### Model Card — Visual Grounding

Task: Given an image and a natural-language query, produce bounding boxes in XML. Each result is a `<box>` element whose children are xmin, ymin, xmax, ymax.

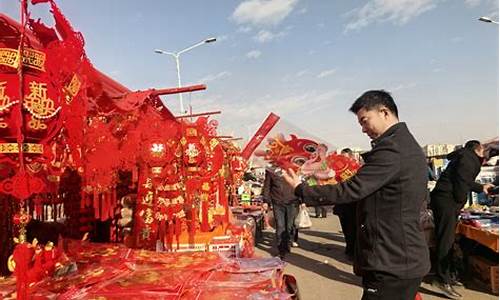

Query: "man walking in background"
<box><xmin>263</xmin><ymin>165</ymin><xmax>299</xmax><ymax>259</ymax></box>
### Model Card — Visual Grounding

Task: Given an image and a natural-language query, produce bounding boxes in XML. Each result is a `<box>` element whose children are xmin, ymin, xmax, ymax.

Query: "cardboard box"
<box><xmin>469</xmin><ymin>255</ymin><xmax>499</xmax><ymax>294</ymax></box>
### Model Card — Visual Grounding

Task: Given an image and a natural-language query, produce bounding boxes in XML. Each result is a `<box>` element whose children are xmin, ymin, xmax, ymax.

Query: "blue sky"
<box><xmin>2</xmin><ymin>0</ymin><xmax>498</xmax><ymax>149</ymax></box>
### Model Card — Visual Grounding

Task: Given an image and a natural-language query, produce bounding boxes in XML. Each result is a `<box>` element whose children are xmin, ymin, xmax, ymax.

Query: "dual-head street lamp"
<box><xmin>478</xmin><ymin>16</ymin><xmax>499</xmax><ymax>24</ymax></box>
<box><xmin>154</xmin><ymin>37</ymin><xmax>217</xmax><ymax>115</ymax></box>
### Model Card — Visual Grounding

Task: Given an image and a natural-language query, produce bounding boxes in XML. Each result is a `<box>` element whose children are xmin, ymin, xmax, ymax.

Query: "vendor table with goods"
<box><xmin>459</xmin><ymin>207</ymin><xmax>499</xmax><ymax>253</ymax></box>
<box><xmin>0</xmin><ymin>240</ymin><xmax>295</xmax><ymax>299</ymax></box>
<box><xmin>458</xmin><ymin>207</ymin><xmax>499</xmax><ymax>294</ymax></box>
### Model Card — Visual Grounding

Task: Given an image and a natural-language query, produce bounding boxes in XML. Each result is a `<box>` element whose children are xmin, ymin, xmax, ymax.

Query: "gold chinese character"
<box><xmin>209</xmin><ymin>138</ymin><xmax>219</xmax><ymax>150</ymax></box>
<box><xmin>28</xmin><ymin>117</ymin><xmax>47</xmax><ymax>130</ymax></box>
<box><xmin>0</xmin><ymin>82</ymin><xmax>11</xmax><ymax>109</ymax></box>
<box><xmin>64</xmin><ymin>74</ymin><xmax>81</xmax><ymax>103</ymax></box>
<box><xmin>0</xmin><ymin>48</ymin><xmax>19</xmax><ymax>68</ymax></box>
<box><xmin>142</xmin><ymin>191</ymin><xmax>154</xmax><ymax>206</ymax></box>
<box><xmin>142</xmin><ymin>177</ymin><xmax>153</xmax><ymax>189</ymax></box>
<box><xmin>24</xmin><ymin>81</ymin><xmax>57</xmax><ymax>118</ymax></box>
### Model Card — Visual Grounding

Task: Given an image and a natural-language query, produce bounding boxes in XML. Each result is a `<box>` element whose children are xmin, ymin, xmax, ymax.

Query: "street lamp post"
<box><xmin>478</xmin><ymin>16</ymin><xmax>499</xmax><ymax>25</ymax></box>
<box><xmin>155</xmin><ymin>37</ymin><xmax>217</xmax><ymax>114</ymax></box>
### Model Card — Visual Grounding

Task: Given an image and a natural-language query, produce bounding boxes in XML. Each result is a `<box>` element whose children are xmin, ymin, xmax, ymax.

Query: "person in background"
<box><xmin>283</xmin><ymin>90</ymin><xmax>430</xmax><ymax>300</ymax></box>
<box><xmin>332</xmin><ymin>148</ymin><xmax>358</xmax><ymax>260</ymax></box>
<box><xmin>314</xmin><ymin>205</ymin><xmax>328</xmax><ymax>218</ymax></box>
<box><xmin>430</xmin><ymin>140</ymin><xmax>494</xmax><ymax>299</ymax></box>
<box><xmin>262</xmin><ymin>165</ymin><xmax>299</xmax><ymax>259</ymax></box>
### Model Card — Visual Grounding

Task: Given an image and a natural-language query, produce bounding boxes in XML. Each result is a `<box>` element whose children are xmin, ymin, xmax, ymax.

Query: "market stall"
<box><xmin>0</xmin><ymin>1</ymin><xmax>297</xmax><ymax>299</ymax></box>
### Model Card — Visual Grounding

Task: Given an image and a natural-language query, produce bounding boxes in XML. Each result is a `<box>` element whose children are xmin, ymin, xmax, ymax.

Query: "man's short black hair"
<box><xmin>341</xmin><ymin>148</ymin><xmax>353</xmax><ymax>154</ymax></box>
<box><xmin>349</xmin><ymin>90</ymin><xmax>399</xmax><ymax>118</ymax></box>
<box><xmin>464</xmin><ymin>140</ymin><xmax>481</xmax><ymax>151</ymax></box>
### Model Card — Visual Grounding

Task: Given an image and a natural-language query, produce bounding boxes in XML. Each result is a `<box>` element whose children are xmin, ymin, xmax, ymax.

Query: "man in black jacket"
<box><xmin>430</xmin><ymin>140</ymin><xmax>493</xmax><ymax>299</ymax></box>
<box><xmin>262</xmin><ymin>165</ymin><xmax>299</xmax><ymax>259</ymax></box>
<box><xmin>283</xmin><ymin>90</ymin><xmax>430</xmax><ymax>300</ymax></box>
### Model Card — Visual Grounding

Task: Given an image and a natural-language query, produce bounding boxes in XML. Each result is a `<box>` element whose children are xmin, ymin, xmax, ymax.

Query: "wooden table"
<box><xmin>457</xmin><ymin>223</ymin><xmax>499</xmax><ymax>253</ymax></box>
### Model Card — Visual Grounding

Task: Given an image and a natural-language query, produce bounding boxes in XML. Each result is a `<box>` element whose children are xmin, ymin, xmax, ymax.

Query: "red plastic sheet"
<box><xmin>8</xmin><ymin>241</ymin><xmax>294</xmax><ymax>299</ymax></box>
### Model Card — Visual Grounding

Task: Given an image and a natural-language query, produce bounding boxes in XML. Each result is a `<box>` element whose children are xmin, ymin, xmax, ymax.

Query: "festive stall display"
<box><xmin>0</xmin><ymin>0</ymin><xmax>89</xmax><ymax>201</ymax></box>
<box><xmin>0</xmin><ymin>1</ymin><xmax>298</xmax><ymax>299</ymax></box>
<box><xmin>220</xmin><ymin>139</ymin><xmax>247</xmax><ymax>206</ymax></box>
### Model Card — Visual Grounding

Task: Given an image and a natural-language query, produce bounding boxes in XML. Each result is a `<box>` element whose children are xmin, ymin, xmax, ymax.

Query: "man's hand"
<box><xmin>283</xmin><ymin>168</ymin><xmax>301</xmax><ymax>189</ymax></box>
<box><xmin>483</xmin><ymin>183</ymin><xmax>495</xmax><ymax>194</ymax></box>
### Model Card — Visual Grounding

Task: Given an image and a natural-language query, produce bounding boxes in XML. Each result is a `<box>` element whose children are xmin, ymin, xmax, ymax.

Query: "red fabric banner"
<box><xmin>241</xmin><ymin>113</ymin><xmax>280</xmax><ymax>160</ymax></box>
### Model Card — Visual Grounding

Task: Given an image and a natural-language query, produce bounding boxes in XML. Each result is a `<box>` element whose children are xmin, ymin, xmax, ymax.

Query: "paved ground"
<box><xmin>254</xmin><ymin>210</ymin><xmax>497</xmax><ymax>300</ymax></box>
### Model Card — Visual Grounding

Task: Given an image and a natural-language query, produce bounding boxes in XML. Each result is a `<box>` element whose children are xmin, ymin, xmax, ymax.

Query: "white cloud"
<box><xmin>199</xmin><ymin>71</ymin><xmax>232</xmax><ymax>83</ymax></box>
<box><xmin>295</xmin><ymin>69</ymin><xmax>309</xmax><ymax>77</ymax></box>
<box><xmin>231</xmin><ymin>0</ymin><xmax>299</xmax><ymax>27</ymax></box>
<box><xmin>390</xmin><ymin>82</ymin><xmax>417</xmax><ymax>91</ymax></box>
<box><xmin>464</xmin><ymin>0</ymin><xmax>499</xmax><ymax>17</ymax></box>
<box><xmin>450</xmin><ymin>36</ymin><xmax>463</xmax><ymax>43</ymax></box>
<box><xmin>246</xmin><ymin>50</ymin><xmax>262</xmax><ymax>59</ymax></box>
<box><xmin>298</xmin><ymin>7</ymin><xmax>308</xmax><ymax>14</ymax></box>
<box><xmin>227</xmin><ymin>89</ymin><xmax>343</xmax><ymax>121</ymax></box>
<box><xmin>317</xmin><ymin>69</ymin><xmax>337</xmax><ymax>78</ymax></box>
<box><xmin>253</xmin><ymin>29</ymin><xmax>285</xmax><ymax>42</ymax></box>
<box><xmin>464</xmin><ymin>0</ymin><xmax>482</xmax><ymax>6</ymax></box>
<box><xmin>217</xmin><ymin>35</ymin><xmax>229</xmax><ymax>42</ymax></box>
<box><xmin>281</xmin><ymin>69</ymin><xmax>309</xmax><ymax>82</ymax></box>
<box><xmin>345</xmin><ymin>0</ymin><xmax>437</xmax><ymax>32</ymax></box>
<box><xmin>237</xmin><ymin>26</ymin><xmax>253</xmax><ymax>33</ymax></box>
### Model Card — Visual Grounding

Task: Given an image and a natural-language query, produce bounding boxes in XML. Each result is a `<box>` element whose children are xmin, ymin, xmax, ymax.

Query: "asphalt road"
<box><xmin>254</xmin><ymin>209</ymin><xmax>497</xmax><ymax>300</ymax></box>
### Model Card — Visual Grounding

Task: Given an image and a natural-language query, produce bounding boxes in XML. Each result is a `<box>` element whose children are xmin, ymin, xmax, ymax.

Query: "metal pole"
<box><xmin>174</xmin><ymin>55</ymin><xmax>184</xmax><ymax>114</ymax></box>
<box><xmin>155</xmin><ymin>38</ymin><xmax>216</xmax><ymax>115</ymax></box>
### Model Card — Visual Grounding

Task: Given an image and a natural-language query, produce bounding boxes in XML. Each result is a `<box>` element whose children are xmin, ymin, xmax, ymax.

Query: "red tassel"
<box><xmin>35</xmin><ymin>204</ymin><xmax>42</xmax><ymax>219</ymax></box>
<box><xmin>80</xmin><ymin>191</ymin><xmax>86</xmax><ymax>209</ymax></box>
<box><xmin>111</xmin><ymin>189</ymin><xmax>117</xmax><ymax>219</ymax></box>
<box><xmin>189</xmin><ymin>207</ymin><xmax>196</xmax><ymax>245</ymax></box>
<box><xmin>132</xmin><ymin>167</ymin><xmax>138</xmax><ymax>184</ymax></box>
<box><xmin>201</xmin><ymin>200</ymin><xmax>209</xmax><ymax>232</ymax></box>
<box><xmin>219</xmin><ymin>176</ymin><xmax>229</xmax><ymax>223</ymax></box>
<box><xmin>13</xmin><ymin>243</ymin><xmax>35</xmax><ymax>300</ymax></box>
<box><xmin>175</xmin><ymin>218</ymin><xmax>181</xmax><ymax>250</ymax></box>
<box><xmin>94</xmin><ymin>192</ymin><xmax>100</xmax><ymax>220</ymax></box>
<box><xmin>166</xmin><ymin>220</ymin><xmax>174</xmax><ymax>251</ymax></box>
<box><xmin>158</xmin><ymin>219</ymin><xmax>165</xmax><ymax>250</ymax></box>
<box><xmin>86</xmin><ymin>191</ymin><xmax>92</xmax><ymax>207</ymax></box>
<box><xmin>100</xmin><ymin>192</ymin><xmax>108</xmax><ymax>222</ymax></box>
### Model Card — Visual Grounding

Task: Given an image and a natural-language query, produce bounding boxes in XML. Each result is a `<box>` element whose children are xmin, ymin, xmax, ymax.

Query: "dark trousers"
<box><xmin>314</xmin><ymin>206</ymin><xmax>328</xmax><ymax>217</ymax></box>
<box><xmin>337</xmin><ymin>203</ymin><xmax>357</xmax><ymax>255</ymax></box>
<box><xmin>362</xmin><ymin>272</ymin><xmax>422</xmax><ymax>300</ymax></box>
<box><xmin>273</xmin><ymin>203</ymin><xmax>297</xmax><ymax>254</ymax></box>
<box><xmin>431</xmin><ymin>194</ymin><xmax>458</xmax><ymax>284</ymax></box>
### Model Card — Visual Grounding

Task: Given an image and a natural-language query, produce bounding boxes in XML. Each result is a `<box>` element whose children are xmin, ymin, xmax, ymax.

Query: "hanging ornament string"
<box><xmin>16</xmin><ymin>0</ymin><xmax>28</xmax><ymax>176</ymax></box>
<box><xmin>23</xmin><ymin>103</ymin><xmax>62</xmax><ymax>119</ymax></box>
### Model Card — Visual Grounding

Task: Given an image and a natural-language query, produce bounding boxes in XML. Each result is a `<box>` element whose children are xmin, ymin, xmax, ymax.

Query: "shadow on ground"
<box><xmin>256</xmin><ymin>230</ymin><xmax>361</xmax><ymax>287</ymax></box>
<box><xmin>299</xmin><ymin>229</ymin><xmax>347</xmax><ymax>244</ymax></box>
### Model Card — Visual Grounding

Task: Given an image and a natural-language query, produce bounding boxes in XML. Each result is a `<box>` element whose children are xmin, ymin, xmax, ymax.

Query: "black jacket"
<box><xmin>431</xmin><ymin>148</ymin><xmax>483</xmax><ymax>208</ymax></box>
<box><xmin>263</xmin><ymin>168</ymin><xmax>298</xmax><ymax>205</ymax></box>
<box><xmin>295</xmin><ymin>122</ymin><xmax>430</xmax><ymax>279</ymax></box>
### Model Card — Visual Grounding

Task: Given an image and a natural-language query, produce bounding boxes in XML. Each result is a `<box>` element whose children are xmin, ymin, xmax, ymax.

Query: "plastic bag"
<box><xmin>294</xmin><ymin>205</ymin><xmax>312</xmax><ymax>229</ymax></box>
